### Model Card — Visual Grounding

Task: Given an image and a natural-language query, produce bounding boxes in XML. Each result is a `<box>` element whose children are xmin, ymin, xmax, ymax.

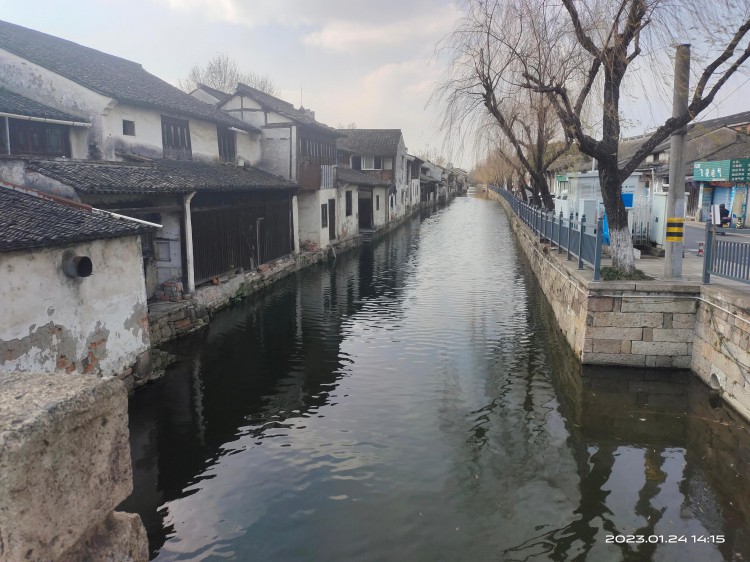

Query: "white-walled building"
<box><xmin>0</xmin><ymin>184</ymin><xmax>155</xmax><ymax>378</ymax></box>
<box><xmin>336</xmin><ymin>129</ymin><xmax>410</xmax><ymax>222</ymax></box>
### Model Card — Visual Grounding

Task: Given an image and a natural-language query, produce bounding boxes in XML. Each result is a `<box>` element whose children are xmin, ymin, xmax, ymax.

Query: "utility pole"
<box><xmin>664</xmin><ymin>44</ymin><xmax>690</xmax><ymax>279</ymax></box>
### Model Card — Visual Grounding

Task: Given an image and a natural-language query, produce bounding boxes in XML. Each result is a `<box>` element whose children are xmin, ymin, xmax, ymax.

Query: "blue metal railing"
<box><xmin>491</xmin><ymin>186</ymin><xmax>603</xmax><ymax>280</ymax></box>
<box><xmin>703</xmin><ymin>222</ymin><xmax>750</xmax><ymax>284</ymax></box>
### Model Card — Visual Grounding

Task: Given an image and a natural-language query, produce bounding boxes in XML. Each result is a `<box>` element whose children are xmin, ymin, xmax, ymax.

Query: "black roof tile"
<box><xmin>337</xmin><ymin>166</ymin><xmax>391</xmax><ymax>187</ymax></box>
<box><xmin>234</xmin><ymin>83</ymin><xmax>339</xmax><ymax>135</ymax></box>
<box><xmin>0</xmin><ymin>88</ymin><xmax>88</xmax><ymax>122</ymax></box>
<box><xmin>26</xmin><ymin>159</ymin><xmax>298</xmax><ymax>194</ymax></box>
<box><xmin>336</xmin><ymin>129</ymin><xmax>403</xmax><ymax>156</ymax></box>
<box><xmin>0</xmin><ymin>20</ymin><xmax>258</xmax><ymax>132</ymax></box>
<box><xmin>0</xmin><ymin>185</ymin><xmax>152</xmax><ymax>252</ymax></box>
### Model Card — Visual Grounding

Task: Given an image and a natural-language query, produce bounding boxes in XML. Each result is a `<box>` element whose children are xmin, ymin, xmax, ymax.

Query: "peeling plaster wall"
<box><xmin>0</xmin><ymin>235</ymin><xmax>150</xmax><ymax>377</ymax></box>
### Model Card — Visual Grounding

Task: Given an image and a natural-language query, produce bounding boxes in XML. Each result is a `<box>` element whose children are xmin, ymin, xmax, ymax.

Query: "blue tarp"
<box><xmin>602</xmin><ymin>213</ymin><xmax>610</xmax><ymax>245</ymax></box>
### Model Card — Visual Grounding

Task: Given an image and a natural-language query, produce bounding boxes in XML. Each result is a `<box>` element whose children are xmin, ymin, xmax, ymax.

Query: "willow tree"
<box><xmin>440</xmin><ymin>0</ymin><xmax>750</xmax><ymax>273</ymax></box>
<box><xmin>520</xmin><ymin>0</ymin><xmax>750</xmax><ymax>273</ymax></box>
<box><xmin>435</xmin><ymin>0</ymin><xmax>584</xmax><ymax>210</ymax></box>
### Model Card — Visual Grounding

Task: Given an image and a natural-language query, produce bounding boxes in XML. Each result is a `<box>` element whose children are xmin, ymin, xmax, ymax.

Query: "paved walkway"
<box><xmin>599</xmin><ymin>221</ymin><xmax>750</xmax><ymax>293</ymax></box>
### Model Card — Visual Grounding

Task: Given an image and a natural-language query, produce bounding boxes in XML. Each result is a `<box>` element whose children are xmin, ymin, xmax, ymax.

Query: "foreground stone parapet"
<box><xmin>0</xmin><ymin>372</ymin><xmax>147</xmax><ymax>562</ymax></box>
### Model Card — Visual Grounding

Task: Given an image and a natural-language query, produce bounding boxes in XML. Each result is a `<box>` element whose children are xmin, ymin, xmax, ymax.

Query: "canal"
<box><xmin>122</xmin><ymin>195</ymin><xmax>750</xmax><ymax>561</ymax></box>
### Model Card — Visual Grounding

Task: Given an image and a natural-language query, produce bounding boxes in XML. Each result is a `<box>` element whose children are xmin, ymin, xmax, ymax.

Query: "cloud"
<box><xmin>301</xmin><ymin>7</ymin><xmax>461</xmax><ymax>52</ymax></box>
<box><xmin>156</xmin><ymin>0</ymin><xmax>460</xmax><ymax>37</ymax></box>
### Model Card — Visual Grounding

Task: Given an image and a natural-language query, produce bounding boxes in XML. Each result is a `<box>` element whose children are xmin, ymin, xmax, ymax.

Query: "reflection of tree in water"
<box><xmin>455</xmin><ymin>262</ymin><xmax>750</xmax><ymax>561</ymax></box>
<box><xmin>121</xmin><ymin>213</ymin><xmax>427</xmax><ymax>555</ymax></box>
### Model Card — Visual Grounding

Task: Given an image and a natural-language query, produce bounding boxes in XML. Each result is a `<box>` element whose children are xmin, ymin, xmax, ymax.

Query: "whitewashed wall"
<box><xmin>337</xmin><ymin>184</ymin><xmax>359</xmax><ymax>241</ymax></box>
<box><xmin>297</xmin><ymin>188</ymin><xmax>338</xmax><ymax>249</ymax></box>
<box><xmin>0</xmin><ymin>235</ymin><xmax>150</xmax><ymax>377</ymax></box>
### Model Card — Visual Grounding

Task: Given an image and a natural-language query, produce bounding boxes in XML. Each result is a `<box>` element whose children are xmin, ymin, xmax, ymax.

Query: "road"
<box><xmin>684</xmin><ymin>221</ymin><xmax>750</xmax><ymax>251</ymax></box>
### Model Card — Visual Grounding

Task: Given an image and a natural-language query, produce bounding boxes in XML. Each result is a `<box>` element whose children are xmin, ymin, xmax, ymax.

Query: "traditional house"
<box><xmin>337</xmin><ymin>129</ymin><xmax>410</xmax><ymax>221</ymax></box>
<box><xmin>19</xmin><ymin>159</ymin><xmax>298</xmax><ymax>295</ymax></box>
<box><xmin>204</xmin><ymin>83</ymin><xmax>355</xmax><ymax>250</ymax></box>
<box><xmin>0</xmin><ymin>183</ymin><xmax>155</xmax><ymax>379</ymax></box>
<box><xmin>0</xmin><ymin>19</ymin><xmax>260</xmax><ymax>164</ymax></box>
<box><xmin>0</xmin><ymin>20</ymin><xmax>300</xmax><ymax>296</ymax></box>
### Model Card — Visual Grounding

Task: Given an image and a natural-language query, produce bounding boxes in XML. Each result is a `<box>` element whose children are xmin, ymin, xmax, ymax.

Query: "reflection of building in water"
<box><xmin>121</xmin><ymin>212</ymin><xmax>427</xmax><ymax>554</ymax></box>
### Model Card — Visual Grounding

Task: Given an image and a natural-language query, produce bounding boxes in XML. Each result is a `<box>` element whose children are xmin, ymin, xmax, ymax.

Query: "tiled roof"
<box><xmin>0</xmin><ymin>185</ymin><xmax>152</xmax><ymax>252</ymax></box>
<box><xmin>336</xmin><ymin>129</ymin><xmax>403</xmax><ymax>156</ymax></box>
<box><xmin>0</xmin><ymin>20</ymin><xmax>258</xmax><ymax>133</ymax></box>
<box><xmin>0</xmin><ymin>88</ymin><xmax>88</xmax><ymax>123</ymax></box>
<box><xmin>337</xmin><ymin>166</ymin><xmax>391</xmax><ymax>187</ymax></box>
<box><xmin>26</xmin><ymin>159</ymin><xmax>298</xmax><ymax>194</ymax></box>
<box><xmin>196</xmin><ymin>83</ymin><xmax>231</xmax><ymax>104</ymax></box>
<box><xmin>233</xmin><ymin>83</ymin><xmax>338</xmax><ymax>135</ymax></box>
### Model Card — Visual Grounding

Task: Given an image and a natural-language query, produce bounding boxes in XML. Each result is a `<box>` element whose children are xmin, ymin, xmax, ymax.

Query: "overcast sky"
<box><xmin>2</xmin><ymin>0</ymin><xmax>750</xmax><ymax>170</ymax></box>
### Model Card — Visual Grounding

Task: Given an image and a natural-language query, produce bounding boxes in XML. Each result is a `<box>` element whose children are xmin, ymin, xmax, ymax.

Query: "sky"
<box><xmin>0</xmin><ymin>0</ymin><xmax>463</xmax><ymax>163</ymax></box>
<box><xmin>2</xmin><ymin>0</ymin><xmax>750</xmax><ymax>170</ymax></box>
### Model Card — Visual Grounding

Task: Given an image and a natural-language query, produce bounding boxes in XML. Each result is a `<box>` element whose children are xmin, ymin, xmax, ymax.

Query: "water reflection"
<box><xmin>122</xmin><ymin>196</ymin><xmax>750</xmax><ymax>561</ymax></box>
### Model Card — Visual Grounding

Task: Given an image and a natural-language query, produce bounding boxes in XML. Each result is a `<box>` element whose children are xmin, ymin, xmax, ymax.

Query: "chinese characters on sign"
<box><xmin>694</xmin><ymin>159</ymin><xmax>750</xmax><ymax>182</ymax></box>
<box><xmin>693</xmin><ymin>160</ymin><xmax>731</xmax><ymax>180</ymax></box>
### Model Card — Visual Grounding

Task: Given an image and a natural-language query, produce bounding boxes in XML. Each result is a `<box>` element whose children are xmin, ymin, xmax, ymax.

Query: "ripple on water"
<box><xmin>123</xmin><ymin>197</ymin><xmax>750</xmax><ymax>562</ymax></box>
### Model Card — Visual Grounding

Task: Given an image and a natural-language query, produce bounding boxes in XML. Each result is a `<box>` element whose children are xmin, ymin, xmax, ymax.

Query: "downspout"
<box><xmin>4</xmin><ymin>117</ymin><xmax>9</xmax><ymax>155</ymax></box>
<box><xmin>183</xmin><ymin>191</ymin><xmax>197</xmax><ymax>294</ymax></box>
<box><xmin>289</xmin><ymin>126</ymin><xmax>294</xmax><ymax>180</ymax></box>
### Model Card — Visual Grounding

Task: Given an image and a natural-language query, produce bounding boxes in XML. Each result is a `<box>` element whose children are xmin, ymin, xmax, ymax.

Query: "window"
<box><xmin>122</xmin><ymin>120</ymin><xmax>135</xmax><ymax>136</ymax></box>
<box><xmin>376</xmin><ymin>195</ymin><xmax>380</xmax><ymax>211</ymax></box>
<box><xmin>362</xmin><ymin>156</ymin><xmax>383</xmax><ymax>170</ymax></box>
<box><xmin>345</xmin><ymin>190</ymin><xmax>352</xmax><ymax>216</ymax></box>
<box><xmin>161</xmin><ymin>116</ymin><xmax>192</xmax><ymax>160</ymax></box>
<box><xmin>321</xmin><ymin>204</ymin><xmax>328</xmax><ymax>227</ymax></box>
<box><xmin>351</xmin><ymin>155</ymin><xmax>362</xmax><ymax>170</ymax></box>
<box><xmin>383</xmin><ymin>157</ymin><xmax>393</xmax><ymax>170</ymax></box>
<box><xmin>8</xmin><ymin>120</ymin><xmax>71</xmax><ymax>157</ymax></box>
<box><xmin>217</xmin><ymin>126</ymin><xmax>236</xmax><ymax>163</ymax></box>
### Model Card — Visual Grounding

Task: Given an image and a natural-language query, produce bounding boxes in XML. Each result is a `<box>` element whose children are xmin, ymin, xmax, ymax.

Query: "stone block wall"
<box><xmin>0</xmin><ymin>372</ymin><xmax>147</xmax><ymax>561</ymax></box>
<box><xmin>692</xmin><ymin>286</ymin><xmax>750</xmax><ymax>421</ymax></box>
<box><xmin>493</xmin><ymin>191</ymin><xmax>700</xmax><ymax>369</ymax></box>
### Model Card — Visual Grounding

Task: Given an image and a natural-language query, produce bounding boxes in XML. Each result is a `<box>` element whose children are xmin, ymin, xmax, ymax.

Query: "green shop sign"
<box><xmin>693</xmin><ymin>160</ymin><xmax>731</xmax><ymax>180</ymax></box>
<box><xmin>693</xmin><ymin>158</ymin><xmax>750</xmax><ymax>182</ymax></box>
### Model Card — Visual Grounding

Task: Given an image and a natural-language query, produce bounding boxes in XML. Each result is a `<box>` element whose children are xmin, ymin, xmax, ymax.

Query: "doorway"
<box><xmin>328</xmin><ymin>198</ymin><xmax>336</xmax><ymax>240</ymax></box>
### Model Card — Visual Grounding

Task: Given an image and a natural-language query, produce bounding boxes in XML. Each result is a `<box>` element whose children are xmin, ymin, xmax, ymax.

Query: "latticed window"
<box><xmin>161</xmin><ymin>116</ymin><xmax>192</xmax><ymax>160</ymax></box>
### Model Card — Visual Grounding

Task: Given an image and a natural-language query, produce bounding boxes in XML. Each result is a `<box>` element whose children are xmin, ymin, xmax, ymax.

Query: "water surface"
<box><xmin>122</xmin><ymin>195</ymin><xmax>750</xmax><ymax>561</ymax></box>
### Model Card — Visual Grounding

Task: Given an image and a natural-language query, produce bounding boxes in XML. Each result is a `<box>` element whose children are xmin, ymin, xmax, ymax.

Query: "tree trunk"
<box><xmin>599</xmin><ymin>161</ymin><xmax>635</xmax><ymax>273</ymax></box>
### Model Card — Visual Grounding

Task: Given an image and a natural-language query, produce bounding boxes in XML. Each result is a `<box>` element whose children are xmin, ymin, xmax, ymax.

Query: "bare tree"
<box><xmin>179</xmin><ymin>53</ymin><xmax>279</xmax><ymax>97</ymax></box>
<box><xmin>435</xmin><ymin>0</ymin><xmax>583</xmax><ymax>211</ymax></box>
<box><xmin>518</xmin><ymin>0</ymin><xmax>750</xmax><ymax>273</ymax></box>
<box><xmin>441</xmin><ymin>0</ymin><xmax>750</xmax><ymax>273</ymax></box>
<box><xmin>416</xmin><ymin>145</ymin><xmax>449</xmax><ymax>167</ymax></box>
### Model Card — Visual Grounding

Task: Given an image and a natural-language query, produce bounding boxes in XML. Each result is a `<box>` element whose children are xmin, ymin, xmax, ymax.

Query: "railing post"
<box><xmin>567</xmin><ymin>212</ymin><xmax>573</xmax><ymax>261</ymax></box>
<box><xmin>703</xmin><ymin>220</ymin><xmax>714</xmax><ymax>284</ymax></box>
<box><xmin>594</xmin><ymin>217</ymin><xmax>603</xmax><ymax>281</ymax></box>
<box><xmin>578</xmin><ymin>214</ymin><xmax>586</xmax><ymax>270</ymax></box>
<box><xmin>551</xmin><ymin>212</ymin><xmax>557</xmax><ymax>249</ymax></box>
<box><xmin>558</xmin><ymin>210</ymin><xmax>564</xmax><ymax>254</ymax></box>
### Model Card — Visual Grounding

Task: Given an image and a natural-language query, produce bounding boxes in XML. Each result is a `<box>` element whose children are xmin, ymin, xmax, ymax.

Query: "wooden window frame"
<box><xmin>8</xmin><ymin>119</ymin><xmax>71</xmax><ymax>157</ymax></box>
<box><xmin>161</xmin><ymin>115</ymin><xmax>192</xmax><ymax>160</ymax></box>
<box><xmin>217</xmin><ymin>126</ymin><xmax>236</xmax><ymax>163</ymax></box>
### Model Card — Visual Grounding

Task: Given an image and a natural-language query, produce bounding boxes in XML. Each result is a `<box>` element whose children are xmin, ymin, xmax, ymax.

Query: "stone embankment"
<box><xmin>0</xmin><ymin>372</ymin><xmax>147</xmax><ymax>561</ymax></box>
<box><xmin>490</xmin><ymin>190</ymin><xmax>750</xmax><ymax>422</ymax></box>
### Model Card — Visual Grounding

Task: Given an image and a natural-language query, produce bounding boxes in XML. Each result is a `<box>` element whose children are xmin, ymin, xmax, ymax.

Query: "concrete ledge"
<box><xmin>0</xmin><ymin>372</ymin><xmax>146</xmax><ymax>562</ymax></box>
